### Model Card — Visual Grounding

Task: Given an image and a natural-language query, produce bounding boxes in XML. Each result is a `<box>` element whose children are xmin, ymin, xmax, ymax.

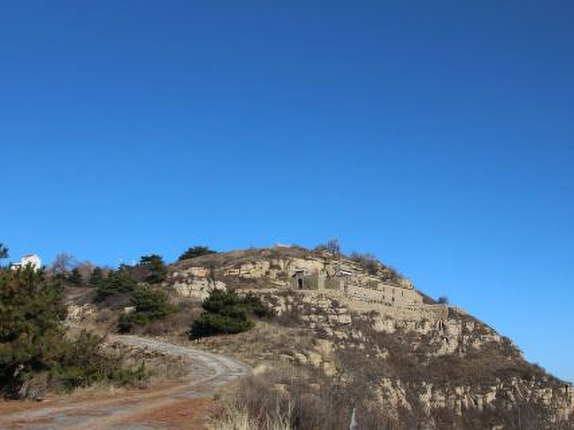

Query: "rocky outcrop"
<box><xmin>379</xmin><ymin>378</ymin><xmax>572</xmax><ymax>418</ymax></box>
<box><xmin>281</xmin><ymin>338</ymin><xmax>337</xmax><ymax>377</ymax></box>
<box><xmin>167</xmin><ymin>267</ymin><xmax>226</xmax><ymax>300</ymax></box>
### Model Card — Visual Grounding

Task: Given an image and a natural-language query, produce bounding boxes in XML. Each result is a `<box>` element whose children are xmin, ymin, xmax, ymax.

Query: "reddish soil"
<box><xmin>0</xmin><ymin>386</ymin><xmax>214</xmax><ymax>430</ymax></box>
<box><xmin>120</xmin><ymin>397</ymin><xmax>215</xmax><ymax>429</ymax></box>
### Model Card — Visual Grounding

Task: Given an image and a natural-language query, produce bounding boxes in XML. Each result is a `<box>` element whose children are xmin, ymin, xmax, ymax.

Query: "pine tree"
<box><xmin>0</xmin><ymin>266</ymin><xmax>67</xmax><ymax>394</ymax></box>
<box><xmin>139</xmin><ymin>254</ymin><xmax>168</xmax><ymax>283</ymax></box>
<box><xmin>67</xmin><ymin>268</ymin><xmax>83</xmax><ymax>286</ymax></box>
<box><xmin>88</xmin><ymin>267</ymin><xmax>104</xmax><ymax>288</ymax></box>
<box><xmin>0</xmin><ymin>266</ymin><xmax>145</xmax><ymax>397</ymax></box>
<box><xmin>178</xmin><ymin>246</ymin><xmax>216</xmax><ymax>261</ymax></box>
<box><xmin>117</xmin><ymin>286</ymin><xmax>175</xmax><ymax>333</ymax></box>
<box><xmin>95</xmin><ymin>267</ymin><xmax>136</xmax><ymax>301</ymax></box>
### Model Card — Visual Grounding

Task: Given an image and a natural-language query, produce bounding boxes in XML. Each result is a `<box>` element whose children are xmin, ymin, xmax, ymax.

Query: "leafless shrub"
<box><xmin>207</xmin><ymin>401</ymin><xmax>259</xmax><ymax>430</ymax></box>
<box><xmin>379</xmin><ymin>265</ymin><xmax>403</xmax><ymax>284</ymax></box>
<box><xmin>349</xmin><ymin>252</ymin><xmax>380</xmax><ymax>275</ymax></box>
<box><xmin>314</xmin><ymin>238</ymin><xmax>342</xmax><ymax>256</ymax></box>
<box><xmin>95</xmin><ymin>307</ymin><xmax>121</xmax><ymax>328</ymax></box>
<box><xmin>437</xmin><ymin>296</ymin><xmax>449</xmax><ymax>304</ymax></box>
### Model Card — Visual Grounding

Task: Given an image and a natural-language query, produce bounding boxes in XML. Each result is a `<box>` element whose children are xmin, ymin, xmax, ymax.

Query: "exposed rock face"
<box><xmin>67</xmin><ymin>304</ymin><xmax>98</xmax><ymax>322</ymax></box>
<box><xmin>167</xmin><ymin>267</ymin><xmax>226</xmax><ymax>300</ymax></box>
<box><xmin>171</xmin><ymin>277</ymin><xmax>225</xmax><ymax>300</ymax></box>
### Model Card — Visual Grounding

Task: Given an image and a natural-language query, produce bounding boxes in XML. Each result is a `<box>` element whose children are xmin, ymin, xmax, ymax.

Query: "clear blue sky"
<box><xmin>1</xmin><ymin>1</ymin><xmax>572</xmax><ymax>382</ymax></box>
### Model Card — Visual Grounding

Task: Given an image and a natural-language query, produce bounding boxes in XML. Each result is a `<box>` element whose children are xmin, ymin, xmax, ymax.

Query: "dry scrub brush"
<box><xmin>208</xmin><ymin>365</ymin><xmax>409</xmax><ymax>430</ymax></box>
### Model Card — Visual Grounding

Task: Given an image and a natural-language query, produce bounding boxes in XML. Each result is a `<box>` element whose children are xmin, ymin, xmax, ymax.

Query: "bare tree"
<box><xmin>50</xmin><ymin>252</ymin><xmax>76</xmax><ymax>277</ymax></box>
<box><xmin>75</xmin><ymin>261</ymin><xmax>95</xmax><ymax>281</ymax></box>
<box><xmin>326</xmin><ymin>238</ymin><xmax>342</xmax><ymax>255</ymax></box>
<box><xmin>315</xmin><ymin>238</ymin><xmax>342</xmax><ymax>256</ymax></box>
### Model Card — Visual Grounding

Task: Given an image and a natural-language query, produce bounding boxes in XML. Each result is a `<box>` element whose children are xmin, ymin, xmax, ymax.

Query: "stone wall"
<box><xmin>324</xmin><ymin>276</ymin><xmax>346</xmax><ymax>291</ymax></box>
<box><xmin>346</xmin><ymin>284</ymin><xmax>423</xmax><ymax>305</ymax></box>
<box><xmin>291</xmin><ymin>290</ymin><xmax>447</xmax><ymax>322</ymax></box>
<box><xmin>363</xmin><ymin>302</ymin><xmax>448</xmax><ymax>321</ymax></box>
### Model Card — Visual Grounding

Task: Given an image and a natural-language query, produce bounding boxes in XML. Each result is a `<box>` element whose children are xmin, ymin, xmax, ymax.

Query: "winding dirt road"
<box><xmin>0</xmin><ymin>335</ymin><xmax>250</xmax><ymax>430</ymax></box>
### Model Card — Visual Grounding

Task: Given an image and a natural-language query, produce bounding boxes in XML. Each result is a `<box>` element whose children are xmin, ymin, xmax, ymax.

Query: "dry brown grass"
<box><xmin>207</xmin><ymin>399</ymin><xmax>292</xmax><ymax>430</ymax></box>
<box><xmin>208</xmin><ymin>364</ymin><xmax>413</xmax><ymax>430</ymax></box>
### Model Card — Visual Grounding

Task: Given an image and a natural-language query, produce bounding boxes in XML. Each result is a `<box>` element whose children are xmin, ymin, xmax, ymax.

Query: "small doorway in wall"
<box><xmin>298</xmin><ymin>278</ymin><xmax>304</xmax><ymax>289</ymax></box>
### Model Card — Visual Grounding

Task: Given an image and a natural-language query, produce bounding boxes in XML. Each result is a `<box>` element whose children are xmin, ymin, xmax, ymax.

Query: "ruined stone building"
<box><xmin>290</xmin><ymin>265</ymin><xmax>423</xmax><ymax>306</ymax></box>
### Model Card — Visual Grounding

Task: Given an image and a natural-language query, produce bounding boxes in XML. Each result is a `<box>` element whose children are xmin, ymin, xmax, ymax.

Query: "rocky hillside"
<box><xmin>162</xmin><ymin>246</ymin><xmax>573</xmax><ymax>429</ymax></box>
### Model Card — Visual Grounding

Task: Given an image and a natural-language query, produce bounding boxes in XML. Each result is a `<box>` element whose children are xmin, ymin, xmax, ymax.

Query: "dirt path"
<box><xmin>0</xmin><ymin>335</ymin><xmax>250</xmax><ymax>430</ymax></box>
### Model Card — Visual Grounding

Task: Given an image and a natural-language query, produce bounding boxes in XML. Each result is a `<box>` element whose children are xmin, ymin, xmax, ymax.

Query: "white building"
<box><xmin>11</xmin><ymin>254</ymin><xmax>42</xmax><ymax>271</ymax></box>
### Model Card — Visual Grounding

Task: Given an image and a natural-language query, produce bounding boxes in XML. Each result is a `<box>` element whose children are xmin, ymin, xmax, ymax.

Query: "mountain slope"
<box><xmin>166</xmin><ymin>247</ymin><xmax>573</xmax><ymax>430</ymax></box>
